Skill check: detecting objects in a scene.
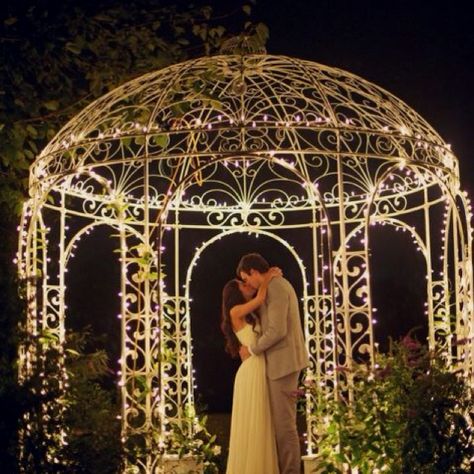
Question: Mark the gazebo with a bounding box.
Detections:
[18,50,473,472]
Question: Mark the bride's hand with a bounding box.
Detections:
[257,266,282,302]
[267,266,282,280]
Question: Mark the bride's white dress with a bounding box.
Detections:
[226,324,279,474]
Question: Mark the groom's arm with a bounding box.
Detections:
[250,278,288,356]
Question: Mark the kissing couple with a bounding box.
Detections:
[221,253,309,474]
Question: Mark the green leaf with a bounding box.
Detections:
[65,41,82,55]
[94,13,114,22]
[121,136,132,147]
[65,348,81,356]
[255,22,270,43]
[43,100,59,111]
[215,26,226,38]
[28,140,38,153]
[26,124,38,137]
[134,135,146,145]
[14,98,25,108]
[4,17,17,26]
[201,6,212,20]
[24,149,34,160]
[171,102,191,117]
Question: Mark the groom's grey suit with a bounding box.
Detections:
[250,276,309,474]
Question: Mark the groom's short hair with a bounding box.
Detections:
[237,253,270,276]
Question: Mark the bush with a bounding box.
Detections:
[63,329,122,473]
[311,334,474,473]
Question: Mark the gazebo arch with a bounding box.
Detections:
[17,52,473,472]
[183,228,310,409]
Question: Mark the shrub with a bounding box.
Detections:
[311,334,474,473]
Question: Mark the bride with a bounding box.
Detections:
[221,267,281,474]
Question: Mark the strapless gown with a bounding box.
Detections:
[226,324,279,474]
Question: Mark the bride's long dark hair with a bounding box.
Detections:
[221,279,258,358]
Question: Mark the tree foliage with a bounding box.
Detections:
[62,327,122,473]
[0,0,265,214]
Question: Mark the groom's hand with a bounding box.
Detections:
[239,345,251,361]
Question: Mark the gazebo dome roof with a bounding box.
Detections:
[31,54,458,191]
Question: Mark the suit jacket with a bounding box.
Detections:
[250,276,309,380]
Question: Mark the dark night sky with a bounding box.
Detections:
[64,1,473,412]
[248,0,473,188]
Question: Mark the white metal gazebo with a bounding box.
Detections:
[18,51,473,472]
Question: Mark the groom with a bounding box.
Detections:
[237,253,309,474]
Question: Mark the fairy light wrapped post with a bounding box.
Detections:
[17,45,473,471]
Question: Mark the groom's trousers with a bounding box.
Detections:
[268,371,301,474]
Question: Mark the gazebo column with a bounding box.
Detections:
[431,277,452,356]
[159,215,200,471]
[162,218,195,430]
[18,200,43,470]
[433,197,474,376]
[333,157,374,398]
[427,189,453,358]
[119,229,161,472]
[423,186,439,353]
[334,246,373,371]
[18,193,68,470]
[161,293,195,431]
[18,199,39,387]
[45,190,68,450]
[304,211,337,457]
[455,254,474,371]
[451,196,474,379]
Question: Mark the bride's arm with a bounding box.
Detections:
[230,267,281,324]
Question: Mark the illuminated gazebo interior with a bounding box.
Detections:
[18,51,473,472]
